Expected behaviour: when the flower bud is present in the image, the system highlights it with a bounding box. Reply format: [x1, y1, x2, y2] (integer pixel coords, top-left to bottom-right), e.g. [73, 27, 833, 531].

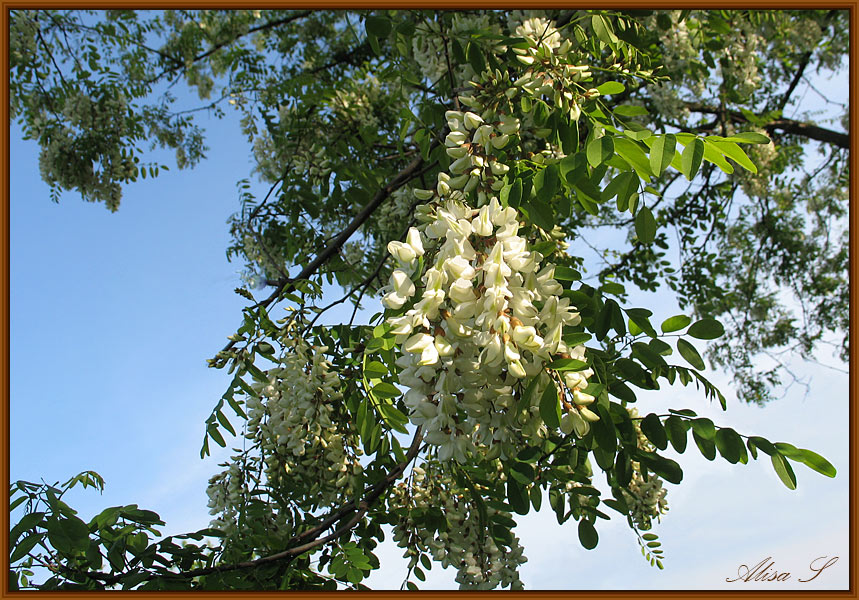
[403, 332, 433, 353]
[572, 389, 595, 406]
[445, 131, 469, 146]
[406, 227, 425, 257]
[490, 161, 510, 176]
[579, 406, 600, 422]
[388, 240, 417, 264]
[491, 134, 510, 149]
[446, 146, 469, 159]
[463, 112, 484, 130]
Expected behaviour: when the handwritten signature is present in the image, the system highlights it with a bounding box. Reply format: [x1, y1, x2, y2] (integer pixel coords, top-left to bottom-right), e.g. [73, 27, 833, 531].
[727, 556, 839, 583]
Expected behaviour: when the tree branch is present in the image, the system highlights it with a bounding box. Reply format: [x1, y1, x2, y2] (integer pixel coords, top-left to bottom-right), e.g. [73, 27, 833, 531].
[146, 11, 312, 85]
[77, 426, 425, 586]
[776, 9, 840, 113]
[214, 142, 439, 363]
[684, 102, 848, 149]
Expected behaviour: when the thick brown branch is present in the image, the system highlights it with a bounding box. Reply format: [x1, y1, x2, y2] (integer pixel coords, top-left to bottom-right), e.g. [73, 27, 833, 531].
[777, 10, 839, 112]
[79, 427, 425, 586]
[216, 143, 439, 358]
[685, 102, 848, 149]
[147, 11, 312, 85]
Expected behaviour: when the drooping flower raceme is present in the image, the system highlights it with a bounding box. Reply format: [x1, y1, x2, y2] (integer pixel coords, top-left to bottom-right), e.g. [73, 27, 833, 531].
[207, 331, 362, 541]
[381, 40, 598, 462]
[622, 408, 670, 530]
[390, 463, 526, 590]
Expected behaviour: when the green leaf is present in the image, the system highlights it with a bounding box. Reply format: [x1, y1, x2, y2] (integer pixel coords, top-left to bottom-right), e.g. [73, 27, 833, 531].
[710, 140, 757, 173]
[507, 177, 523, 208]
[649, 134, 676, 176]
[591, 14, 617, 46]
[363, 360, 388, 379]
[614, 104, 648, 117]
[371, 382, 401, 399]
[693, 430, 717, 461]
[726, 131, 771, 144]
[10, 512, 45, 545]
[547, 358, 588, 371]
[604, 171, 638, 211]
[691, 418, 716, 440]
[623, 122, 652, 141]
[701, 139, 735, 174]
[632, 342, 666, 370]
[687, 318, 724, 340]
[681, 138, 704, 180]
[749, 437, 776, 457]
[608, 380, 636, 403]
[640, 414, 668, 451]
[614, 137, 653, 179]
[559, 152, 585, 184]
[364, 15, 392, 38]
[518, 375, 542, 411]
[676, 338, 705, 370]
[586, 136, 615, 168]
[637, 452, 683, 484]
[378, 404, 409, 434]
[216, 411, 236, 437]
[597, 81, 625, 95]
[507, 478, 530, 515]
[661, 314, 691, 333]
[517, 446, 541, 463]
[665, 416, 688, 453]
[510, 461, 535, 485]
[635, 206, 657, 244]
[592, 404, 617, 452]
[669, 408, 697, 417]
[534, 163, 559, 204]
[626, 308, 657, 338]
[714, 428, 744, 464]
[9, 495, 26, 513]
[466, 41, 486, 74]
[553, 266, 580, 281]
[539, 382, 561, 430]
[45, 516, 91, 555]
[771, 453, 797, 490]
[793, 448, 837, 478]
[525, 197, 555, 231]
[10, 532, 45, 563]
[578, 519, 599, 550]
[207, 424, 226, 448]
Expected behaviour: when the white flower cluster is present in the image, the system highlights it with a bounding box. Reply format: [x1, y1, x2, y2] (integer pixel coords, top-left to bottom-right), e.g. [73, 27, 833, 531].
[624, 469, 669, 531]
[207, 334, 362, 536]
[411, 13, 500, 84]
[503, 18, 594, 126]
[721, 20, 763, 100]
[249, 337, 361, 506]
[206, 462, 249, 538]
[738, 127, 777, 199]
[380, 99, 594, 462]
[645, 11, 706, 124]
[515, 16, 562, 51]
[622, 408, 669, 530]
[332, 76, 382, 132]
[374, 186, 414, 244]
[391, 464, 526, 590]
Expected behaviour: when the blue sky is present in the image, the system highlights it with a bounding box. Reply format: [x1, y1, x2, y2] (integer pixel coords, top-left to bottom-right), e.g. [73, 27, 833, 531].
[9, 61, 849, 589]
